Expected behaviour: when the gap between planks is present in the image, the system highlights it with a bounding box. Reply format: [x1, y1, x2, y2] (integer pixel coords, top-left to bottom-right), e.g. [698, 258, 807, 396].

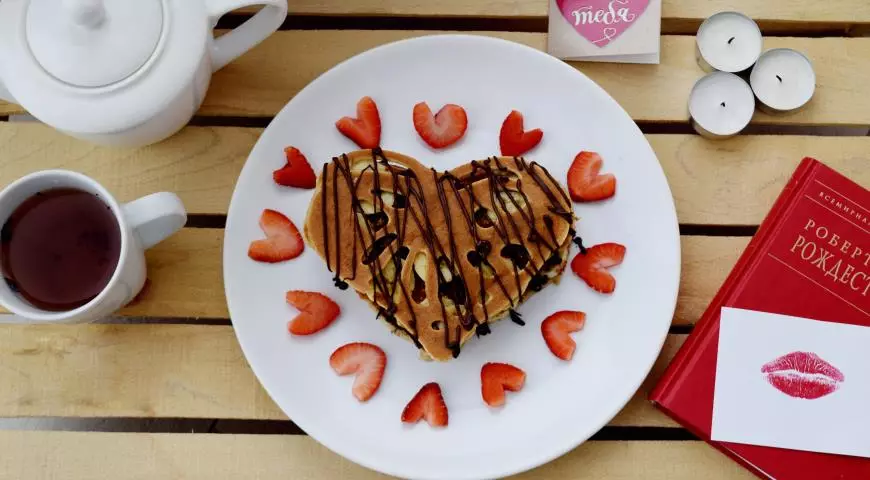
[14, 114, 870, 137]
[185, 214, 757, 236]
[0, 416, 695, 440]
[229, 0, 870, 36]
[188, 116, 870, 137]
[216, 13, 863, 37]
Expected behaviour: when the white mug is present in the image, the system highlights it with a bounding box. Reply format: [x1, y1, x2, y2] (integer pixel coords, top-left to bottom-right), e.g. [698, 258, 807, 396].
[0, 170, 187, 323]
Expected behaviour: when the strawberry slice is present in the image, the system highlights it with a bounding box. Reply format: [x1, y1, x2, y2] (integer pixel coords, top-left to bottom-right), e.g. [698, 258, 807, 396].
[330, 342, 386, 402]
[541, 310, 586, 361]
[247, 209, 304, 263]
[481, 362, 526, 407]
[401, 382, 448, 427]
[273, 146, 316, 189]
[499, 110, 543, 157]
[285, 290, 341, 335]
[570, 242, 626, 294]
[567, 151, 616, 202]
[413, 102, 468, 149]
[336, 96, 381, 149]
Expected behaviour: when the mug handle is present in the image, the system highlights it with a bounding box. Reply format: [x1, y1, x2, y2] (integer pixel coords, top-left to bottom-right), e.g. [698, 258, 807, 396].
[122, 193, 187, 250]
[205, 0, 288, 71]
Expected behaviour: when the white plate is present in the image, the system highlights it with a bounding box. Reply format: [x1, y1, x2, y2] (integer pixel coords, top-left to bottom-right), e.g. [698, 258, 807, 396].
[224, 34, 680, 480]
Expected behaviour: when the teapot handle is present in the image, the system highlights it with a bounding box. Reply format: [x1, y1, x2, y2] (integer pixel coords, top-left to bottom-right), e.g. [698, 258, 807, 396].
[205, 0, 287, 71]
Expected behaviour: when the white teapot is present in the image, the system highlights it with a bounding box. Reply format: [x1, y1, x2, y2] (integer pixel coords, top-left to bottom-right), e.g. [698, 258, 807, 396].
[0, 0, 287, 147]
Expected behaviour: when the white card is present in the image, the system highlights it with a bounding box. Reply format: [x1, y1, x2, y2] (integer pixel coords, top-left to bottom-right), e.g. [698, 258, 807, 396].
[712, 307, 870, 458]
[547, 0, 661, 64]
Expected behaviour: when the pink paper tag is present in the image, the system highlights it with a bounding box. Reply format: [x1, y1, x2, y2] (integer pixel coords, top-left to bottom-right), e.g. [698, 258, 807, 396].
[555, 0, 650, 47]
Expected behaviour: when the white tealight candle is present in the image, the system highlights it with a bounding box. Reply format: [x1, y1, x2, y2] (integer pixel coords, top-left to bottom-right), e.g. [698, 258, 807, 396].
[689, 72, 755, 139]
[696, 12, 763, 73]
[750, 48, 816, 114]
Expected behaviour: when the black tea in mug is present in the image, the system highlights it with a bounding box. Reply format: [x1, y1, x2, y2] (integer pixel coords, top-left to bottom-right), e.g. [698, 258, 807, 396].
[0, 188, 121, 311]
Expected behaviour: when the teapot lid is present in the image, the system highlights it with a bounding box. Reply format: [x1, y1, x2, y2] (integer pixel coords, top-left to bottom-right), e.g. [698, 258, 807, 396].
[26, 0, 164, 88]
[0, 0, 209, 135]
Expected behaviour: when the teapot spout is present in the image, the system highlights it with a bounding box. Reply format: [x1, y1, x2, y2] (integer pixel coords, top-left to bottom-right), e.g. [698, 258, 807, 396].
[0, 78, 15, 104]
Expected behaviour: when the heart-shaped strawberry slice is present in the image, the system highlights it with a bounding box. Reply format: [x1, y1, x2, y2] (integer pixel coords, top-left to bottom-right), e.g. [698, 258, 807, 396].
[570, 242, 625, 293]
[248, 209, 304, 263]
[285, 290, 341, 335]
[567, 151, 616, 202]
[330, 342, 386, 402]
[541, 310, 586, 360]
[499, 110, 543, 157]
[273, 146, 316, 189]
[413, 102, 468, 149]
[481, 362, 526, 407]
[336, 96, 382, 149]
[401, 382, 448, 427]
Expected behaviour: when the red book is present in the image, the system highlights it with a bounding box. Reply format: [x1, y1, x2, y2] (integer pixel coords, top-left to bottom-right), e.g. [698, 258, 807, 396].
[650, 157, 870, 479]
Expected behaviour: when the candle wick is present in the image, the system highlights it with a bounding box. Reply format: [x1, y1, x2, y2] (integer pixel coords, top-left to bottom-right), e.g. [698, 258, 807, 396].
[727, 36, 735, 45]
[776, 74, 783, 82]
[720, 102, 726, 107]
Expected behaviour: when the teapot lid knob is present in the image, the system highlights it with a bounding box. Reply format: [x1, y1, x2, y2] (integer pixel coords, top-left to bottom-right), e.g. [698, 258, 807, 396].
[63, 0, 106, 29]
[25, 0, 164, 88]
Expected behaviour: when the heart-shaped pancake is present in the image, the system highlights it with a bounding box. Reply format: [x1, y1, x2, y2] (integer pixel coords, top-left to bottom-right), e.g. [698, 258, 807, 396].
[304, 149, 576, 361]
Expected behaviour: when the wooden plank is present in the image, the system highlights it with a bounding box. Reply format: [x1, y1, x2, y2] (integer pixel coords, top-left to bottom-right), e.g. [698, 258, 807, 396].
[0, 321, 680, 424]
[676, 237, 743, 327]
[155, 234, 745, 325]
[614, 332, 682, 427]
[0, 431, 753, 479]
[0, 228, 225, 319]
[2, 123, 869, 222]
[0, 123, 258, 215]
[240, 0, 870, 29]
[0, 324, 274, 419]
[0, 224, 745, 323]
[121, 229, 225, 318]
[4, 32, 870, 126]
[202, 33, 870, 127]
[0, 229, 741, 323]
[650, 135, 870, 226]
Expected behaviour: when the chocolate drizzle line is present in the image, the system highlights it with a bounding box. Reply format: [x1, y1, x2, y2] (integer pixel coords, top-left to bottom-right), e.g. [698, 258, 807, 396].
[509, 309, 525, 326]
[340, 153, 423, 348]
[318, 150, 574, 357]
[573, 236, 587, 255]
[320, 163, 330, 271]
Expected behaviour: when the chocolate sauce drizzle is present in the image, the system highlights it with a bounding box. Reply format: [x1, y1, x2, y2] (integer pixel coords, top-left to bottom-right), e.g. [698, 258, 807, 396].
[318, 149, 574, 357]
[572, 236, 587, 255]
[509, 309, 525, 326]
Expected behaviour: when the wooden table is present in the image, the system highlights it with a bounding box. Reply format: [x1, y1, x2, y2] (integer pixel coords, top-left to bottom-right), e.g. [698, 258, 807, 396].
[1, 1, 869, 478]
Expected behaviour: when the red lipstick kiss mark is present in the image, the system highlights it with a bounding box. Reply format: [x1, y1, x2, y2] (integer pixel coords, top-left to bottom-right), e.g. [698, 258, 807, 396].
[761, 351, 844, 400]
